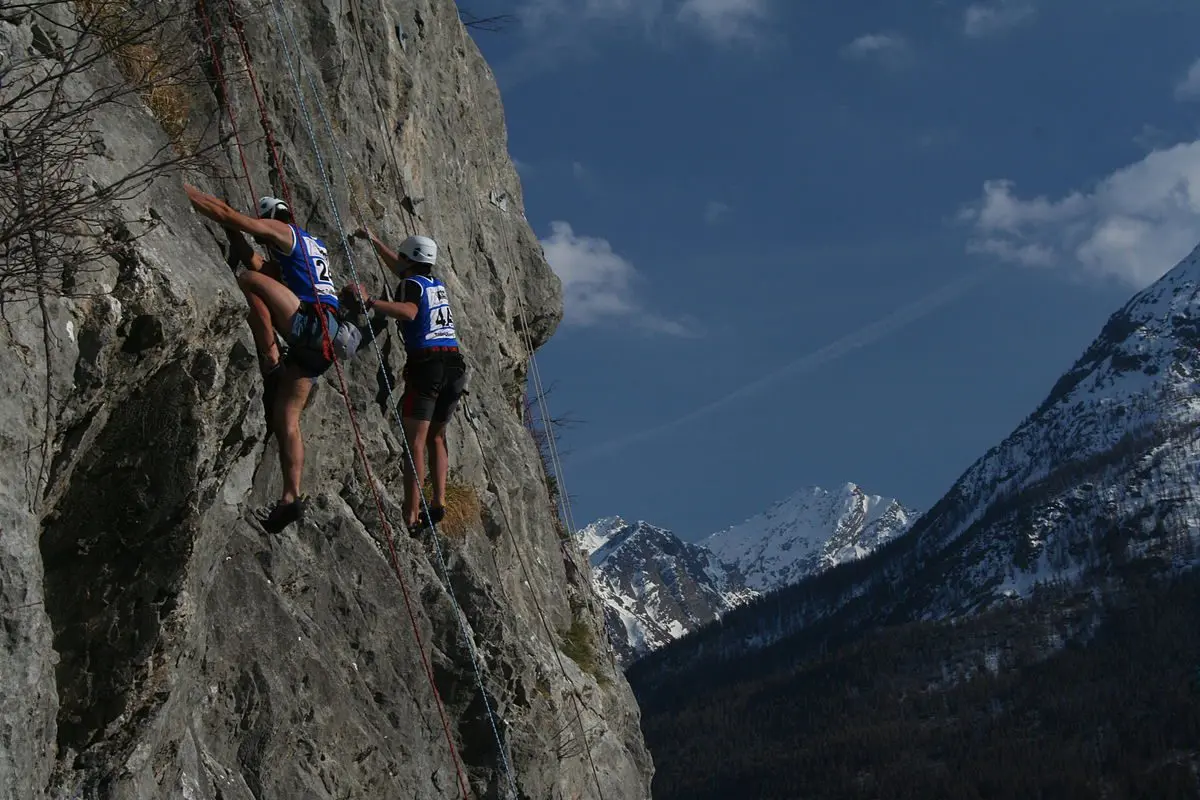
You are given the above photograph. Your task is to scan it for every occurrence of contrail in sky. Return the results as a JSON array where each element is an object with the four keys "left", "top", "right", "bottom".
[{"left": 566, "top": 265, "right": 1000, "bottom": 466}]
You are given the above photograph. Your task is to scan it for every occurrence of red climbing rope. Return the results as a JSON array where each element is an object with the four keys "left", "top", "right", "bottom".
[
  {"left": 196, "top": 3, "right": 471, "bottom": 797},
  {"left": 222, "top": 0, "right": 291, "bottom": 205},
  {"left": 197, "top": 0, "right": 256, "bottom": 203}
]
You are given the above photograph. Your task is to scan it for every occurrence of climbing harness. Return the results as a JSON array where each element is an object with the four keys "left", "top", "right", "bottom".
[{"left": 196, "top": 1, "right": 472, "bottom": 795}]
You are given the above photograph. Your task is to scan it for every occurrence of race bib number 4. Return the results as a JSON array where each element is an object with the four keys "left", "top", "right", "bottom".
[{"left": 425, "top": 286, "right": 457, "bottom": 340}]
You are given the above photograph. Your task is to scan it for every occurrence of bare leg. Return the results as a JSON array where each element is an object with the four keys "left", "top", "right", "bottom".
[
  {"left": 237, "top": 269, "right": 301, "bottom": 342},
  {"left": 236, "top": 260, "right": 289, "bottom": 369},
  {"left": 274, "top": 365, "right": 314, "bottom": 504},
  {"left": 244, "top": 299, "right": 280, "bottom": 371},
  {"left": 427, "top": 423, "right": 449, "bottom": 509},
  {"left": 402, "top": 416, "right": 431, "bottom": 527}
]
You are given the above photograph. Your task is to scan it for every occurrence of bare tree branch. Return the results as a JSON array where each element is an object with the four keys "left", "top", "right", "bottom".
[
  {"left": 457, "top": 6, "right": 517, "bottom": 33},
  {"left": 524, "top": 377, "right": 585, "bottom": 535},
  {"left": 0, "top": 0, "right": 227, "bottom": 305}
]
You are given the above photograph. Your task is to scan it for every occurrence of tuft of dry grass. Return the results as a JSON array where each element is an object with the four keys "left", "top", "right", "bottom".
[
  {"left": 75, "top": 0, "right": 194, "bottom": 146},
  {"left": 560, "top": 616, "right": 608, "bottom": 685},
  {"left": 144, "top": 79, "right": 193, "bottom": 146},
  {"left": 422, "top": 471, "right": 481, "bottom": 538}
]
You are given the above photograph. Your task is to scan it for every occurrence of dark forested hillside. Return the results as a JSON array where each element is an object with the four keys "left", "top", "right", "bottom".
[{"left": 636, "top": 563, "right": 1200, "bottom": 800}]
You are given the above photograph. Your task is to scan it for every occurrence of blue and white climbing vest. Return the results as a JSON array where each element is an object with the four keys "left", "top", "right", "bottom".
[
  {"left": 401, "top": 275, "right": 459, "bottom": 351},
  {"left": 270, "top": 224, "right": 340, "bottom": 308}
]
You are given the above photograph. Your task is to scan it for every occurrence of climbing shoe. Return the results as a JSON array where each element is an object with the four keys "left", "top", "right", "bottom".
[
  {"left": 417, "top": 505, "right": 446, "bottom": 530},
  {"left": 257, "top": 495, "right": 309, "bottom": 534}
]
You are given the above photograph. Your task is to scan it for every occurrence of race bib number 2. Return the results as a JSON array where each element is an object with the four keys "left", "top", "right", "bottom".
[{"left": 305, "top": 236, "right": 336, "bottom": 294}]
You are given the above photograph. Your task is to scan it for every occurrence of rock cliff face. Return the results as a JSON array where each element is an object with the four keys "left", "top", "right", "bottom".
[{"left": 0, "top": 1, "right": 652, "bottom": 798}]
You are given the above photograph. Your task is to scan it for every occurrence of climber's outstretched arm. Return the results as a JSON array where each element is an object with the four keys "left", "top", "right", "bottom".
[
  {"left": 185, "top": 184, "right": 293, "bottom": 253},
  {"left": 364, "top": 277, "right": 422, "bottom": 322},
  {"left": 354, "top": 227, "right": 404, "bottom": 276}
]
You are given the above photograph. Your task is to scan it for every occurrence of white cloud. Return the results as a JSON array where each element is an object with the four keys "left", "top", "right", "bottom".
[
  {"left": 571, "top": 161, "right": 587, "bottom": 180},
  {"left": 704, "top": 200, "right": 730, "bottom": 224},
  {"left": 676, "top": 0, "right": 769, "bottom": 43},
  {"left": 841, "top": 33, "right": 911, "bottom": 68},
  {"left": 540, "top": 221, "right": 693, "bottom": 334},
  {"left": 958, "top": 140, "right": 1200, "bottom": 287},
  {"left": 1175, "top": 58, "right": 1200, "bottom": 101},
  {"left": 963, "top": 1, "right": 1035, "bottom": 38}
]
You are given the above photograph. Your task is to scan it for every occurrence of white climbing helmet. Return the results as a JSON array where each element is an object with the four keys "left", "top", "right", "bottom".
[
  {"left": 256, "top": 196, "right": 289, "bottom": 220},
  {"left": 398, "top": 234, "right": 437, "bottom": 265}
]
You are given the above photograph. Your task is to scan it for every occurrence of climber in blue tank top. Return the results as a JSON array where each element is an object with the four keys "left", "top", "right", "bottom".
[
  {"left": 399, "top": 273, "right": 460, "bottom": 351},
  {"left": 184, "top": 184, "right": 361, "bottom": 535},
  {"left": 353, "top": 226, "right": 469, "bottom": 534}
]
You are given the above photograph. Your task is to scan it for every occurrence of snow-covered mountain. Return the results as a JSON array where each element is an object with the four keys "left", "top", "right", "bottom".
[
  {"left": 631, "top": 241, "right": 1200, "bottom": 684},
  {"left": 578, "top": 483, "right": 917, "bottom": 664},
  {"left": 576, "top": 517, "right": 752, "bottom": 664},
  {"left": 704, "top": 483, "right": 916, "bottom": 592}
]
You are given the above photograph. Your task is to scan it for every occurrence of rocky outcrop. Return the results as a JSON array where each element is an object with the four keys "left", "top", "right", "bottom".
[{"left": 0, "top": 1, "right": 653, "bottom": 798}]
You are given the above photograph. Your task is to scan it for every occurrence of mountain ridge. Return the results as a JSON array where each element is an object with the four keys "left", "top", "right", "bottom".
[{"left": 629, "top": 240, "right": 1200, "bottom": 691}]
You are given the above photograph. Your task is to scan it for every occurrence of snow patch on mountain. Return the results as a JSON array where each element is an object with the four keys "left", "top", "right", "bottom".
[
  {"left": 577, "top": 515, "right": 625, "bottom": 560},
  {"left": 704, "top": 482, "right": 916, "bottom": 592},
  {"left": 578, "top": 516, "right": 746, "bottom": 663}
]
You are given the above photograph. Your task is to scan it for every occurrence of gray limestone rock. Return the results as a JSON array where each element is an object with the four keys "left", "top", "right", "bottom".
[{"left": 0, "top": 1, "right": 653, "bottom": 798}]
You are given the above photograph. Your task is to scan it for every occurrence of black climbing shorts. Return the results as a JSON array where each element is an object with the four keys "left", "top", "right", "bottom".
[
  {"left": 401, "top": 349, "right": 467, "bottom": 423},
  {"left": 283, "top": 302, "right": 339, "bottom": 378}
]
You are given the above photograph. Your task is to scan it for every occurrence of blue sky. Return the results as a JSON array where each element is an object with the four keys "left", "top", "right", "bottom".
[{"left": 467, "top": 0, "right": 1200, "bottom": 541}]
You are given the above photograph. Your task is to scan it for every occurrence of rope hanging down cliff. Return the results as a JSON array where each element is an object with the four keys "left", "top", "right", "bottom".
[
  {"left": 194, "top": 1, "right": 472, "bottom": 796},
  {"left": 313, "top": 6, "right": 610, "bottom": 796},
  {"left": 197, "top": 1, "right": 255, "bottom": 205},
  {"left": 255, "top": 8, "right": 480, "bottom": 797},
  {"left": 203, "top": 2, "right": 608, "bottom": 797},
  {"left": 334, "top": 8, "right": 610, "bottom": 799},
  {"left": 285, "top": 6, "right": 608, "bottom": 796},
  {"left": 266, "top": 3, "right": 521, "bottom": 795},
  {"left": 434, "top": 15, "right": 609, "bottom": 800}
]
